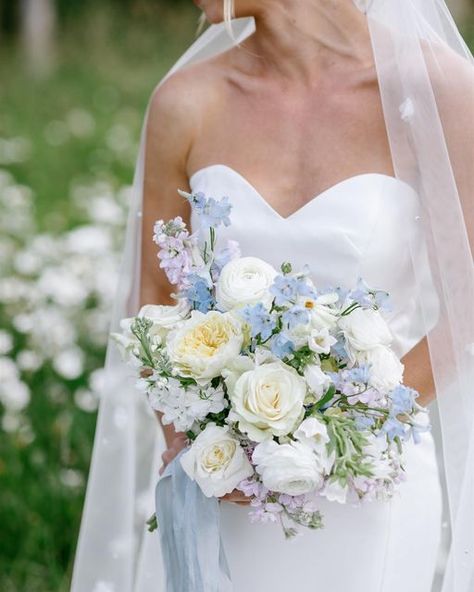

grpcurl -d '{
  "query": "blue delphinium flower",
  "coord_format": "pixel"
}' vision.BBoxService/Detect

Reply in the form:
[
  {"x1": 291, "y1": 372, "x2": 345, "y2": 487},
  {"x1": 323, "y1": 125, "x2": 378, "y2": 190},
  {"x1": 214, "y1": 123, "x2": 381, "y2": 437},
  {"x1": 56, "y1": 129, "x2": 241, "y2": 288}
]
[
  {"x1": 240, "y1": 303, "x2": 276, "y2": 341},
  {"x1": 270, "y1": 275, "x2": 315, "y2": 306},
  {"x1": 348, "y1": 277, "x2": 374, "y2": 309},
  {"x1": 374, "y1": 290, "x2": 392, "y2": 313},
  {"x1": 184, "y1": 273, "x2": 215, "y2": 313},
  {"x1": 179, "y1": 190, "x2": 232, "y2": 230},
  {"x1": 270, "y1": 333, "x2": 295, "y2": 359},
  {"x1": 282, "y1": 305, "x2": 309, "y2": 330},
  {"x1": 381, "y1": 416, "x2": 407, "y2": 440},
  {"x1": 270, "y1": 275, "x2": 299, "y2": 305},
  {"x1": 353, "y1": 413, "x2": 376, "y2": 430},
  {"x1": 330, "y1": 338, "x2": 348, "y2": 361},
  {"x1": 390, "y1": 385, "x2": 418, "y2": 415}
]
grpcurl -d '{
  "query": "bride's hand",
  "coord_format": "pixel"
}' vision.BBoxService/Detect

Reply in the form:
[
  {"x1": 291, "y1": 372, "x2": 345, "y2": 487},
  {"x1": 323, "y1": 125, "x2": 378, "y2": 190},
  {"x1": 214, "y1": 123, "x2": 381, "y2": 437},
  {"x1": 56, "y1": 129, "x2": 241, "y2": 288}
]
[
  {"x1": 159, "y1": 433, "x2": 188, "y2": 476},
  {"x1": 219, "y1": 489, "x2": 251, "y2": 506}
]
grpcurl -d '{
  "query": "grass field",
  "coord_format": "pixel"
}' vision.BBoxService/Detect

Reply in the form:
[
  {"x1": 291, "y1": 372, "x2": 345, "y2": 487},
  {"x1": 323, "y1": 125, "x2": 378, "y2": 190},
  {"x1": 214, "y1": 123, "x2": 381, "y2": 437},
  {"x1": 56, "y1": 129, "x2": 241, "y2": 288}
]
[
  {"x1": 0, "y1": 6, "x2": 198, "y2": 591},
  {"x1": 0, "y1": 7, "x2": 472, "y2": 591}
]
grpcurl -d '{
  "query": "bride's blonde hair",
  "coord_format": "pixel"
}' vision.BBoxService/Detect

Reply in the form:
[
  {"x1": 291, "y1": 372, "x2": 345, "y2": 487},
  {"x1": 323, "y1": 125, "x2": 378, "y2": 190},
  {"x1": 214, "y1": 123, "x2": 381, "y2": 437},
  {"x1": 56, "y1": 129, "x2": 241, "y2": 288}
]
[{"x1": 196, "y1": 0, "x2": 235, "y2": 37}]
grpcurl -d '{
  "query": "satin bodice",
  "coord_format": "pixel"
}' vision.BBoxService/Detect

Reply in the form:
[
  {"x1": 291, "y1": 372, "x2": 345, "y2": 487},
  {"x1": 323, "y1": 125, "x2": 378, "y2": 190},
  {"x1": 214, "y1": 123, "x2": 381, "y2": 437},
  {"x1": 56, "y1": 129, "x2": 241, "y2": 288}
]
[{"x1": 189, "y1": 164, "x2": 439, "y2": 359}]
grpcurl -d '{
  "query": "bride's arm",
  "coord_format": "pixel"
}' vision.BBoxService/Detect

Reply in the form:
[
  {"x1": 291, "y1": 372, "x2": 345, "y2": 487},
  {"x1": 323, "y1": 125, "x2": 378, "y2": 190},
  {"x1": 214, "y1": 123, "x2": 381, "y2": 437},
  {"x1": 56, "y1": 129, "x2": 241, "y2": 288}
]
[
  {"x1": 401, "y1": 337, "x2": 435, "y2": 408},
  {"x1": 140, "y1": 74, "x2": 199, "y2": 449}
]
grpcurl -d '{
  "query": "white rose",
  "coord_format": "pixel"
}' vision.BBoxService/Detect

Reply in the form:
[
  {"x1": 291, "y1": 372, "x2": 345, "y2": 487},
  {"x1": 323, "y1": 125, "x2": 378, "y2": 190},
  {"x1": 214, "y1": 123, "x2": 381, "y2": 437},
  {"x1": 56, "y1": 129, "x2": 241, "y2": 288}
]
[
  {"x1": 215, "y1": 256, "x2": 277, "y2": 311},
  {"x1": 180, "y1": 424, "x2": 253, "y2": 497},
  {"x1": 138, "y1": 298, "x2": 190, "y2": 337},
  {"x1": 338, "y1": 308, "x2": 393, "y2": 360},
  {"x1": 166, "y1": 310, "x2": 243, "y2": 385},
  {"x1": 303, "y1": 364, "x2": 332, "y2": 400},
  {"x1": 360, "y1": 345, "x2": 404, "y2": 392},
  {"x1": 252, "y1": 439, "x2": 323, "y2": 495},
  {"x1": 225, "y1": 361, "x2": 306, "y2": 441}
]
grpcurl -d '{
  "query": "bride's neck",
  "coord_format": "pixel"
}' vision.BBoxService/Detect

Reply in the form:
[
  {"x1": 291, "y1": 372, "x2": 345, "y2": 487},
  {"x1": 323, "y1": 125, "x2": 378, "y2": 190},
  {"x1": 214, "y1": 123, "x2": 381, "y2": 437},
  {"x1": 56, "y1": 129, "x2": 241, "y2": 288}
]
[{"x1": 239, "y1": 0, "x2": 372, "y2": 82}]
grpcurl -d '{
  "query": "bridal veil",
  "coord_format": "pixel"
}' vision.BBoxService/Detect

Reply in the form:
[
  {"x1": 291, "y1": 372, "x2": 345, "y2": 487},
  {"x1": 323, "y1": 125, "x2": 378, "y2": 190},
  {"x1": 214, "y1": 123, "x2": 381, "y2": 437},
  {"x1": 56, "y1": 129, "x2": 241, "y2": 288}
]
[{"x1": 70, "y1": 2, "x2": 473, "y2": 591}]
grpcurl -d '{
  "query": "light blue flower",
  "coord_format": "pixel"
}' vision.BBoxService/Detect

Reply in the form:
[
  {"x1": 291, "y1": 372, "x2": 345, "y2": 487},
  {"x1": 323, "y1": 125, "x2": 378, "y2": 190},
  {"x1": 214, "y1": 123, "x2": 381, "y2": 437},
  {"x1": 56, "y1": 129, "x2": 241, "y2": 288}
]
[
  {"x1": 390, "y1": 384, "x2": 418, "y2": 415},
  {"x1": 270, "y1": 275, "x2": 314, "y2": 306},
  {"x1": 282, "y1": 305, "x2": 309, "y2": 330},
  {"x1": 212, "y1": 239, "x2": 240, "y2": 275},
  {"x1": 179, "y1": 189, "x2": 232, "y2": 230},
  {"x1": 240, "y1": 303, "x2": 276, "y2": 341},
  {"x1": 183, "y1": 273, "x2": 214, "y2": 313},
  {"x1": 381, "y1": 416, "x2": 406, "y2": 440},
  {"x1": 270, "y1": 333, "x2": 295, "y2": 358}
]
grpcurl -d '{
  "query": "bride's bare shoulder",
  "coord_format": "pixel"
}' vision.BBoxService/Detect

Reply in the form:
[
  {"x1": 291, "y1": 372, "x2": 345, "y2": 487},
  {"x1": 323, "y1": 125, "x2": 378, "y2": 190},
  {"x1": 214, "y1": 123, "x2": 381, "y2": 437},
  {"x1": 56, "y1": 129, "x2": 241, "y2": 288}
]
[{"x1": 147, "y1": 50, "x2": 235, "y2": 135}]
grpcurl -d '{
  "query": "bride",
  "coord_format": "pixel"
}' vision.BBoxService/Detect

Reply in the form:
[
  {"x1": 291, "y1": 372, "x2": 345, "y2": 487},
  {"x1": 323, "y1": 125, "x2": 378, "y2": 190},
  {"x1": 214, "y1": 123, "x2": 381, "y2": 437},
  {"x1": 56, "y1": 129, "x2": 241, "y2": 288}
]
[{"x1": 70, "y1": 1, "x2": 473, "y2": 592}]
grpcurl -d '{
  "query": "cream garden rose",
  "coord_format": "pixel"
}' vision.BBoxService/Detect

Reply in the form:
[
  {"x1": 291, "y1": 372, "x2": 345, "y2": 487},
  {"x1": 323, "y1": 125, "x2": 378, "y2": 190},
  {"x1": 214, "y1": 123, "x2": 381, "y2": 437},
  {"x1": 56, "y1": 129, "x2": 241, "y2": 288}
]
[
  {"x1": 215, "y1": 256, "x2": 277, "y2": 311},
  {"x1": 166, "y1": 310, "x2": 243, "y2": 385},
  {"x1": 252, "y1": 439, "x2": 323, "y2": 495},
  {"x1": 224, "y1": 361, "x2": 306, "y2": 441},
  {"x1": 180, "y1": 423, "x2": 253, "y2": 497}
]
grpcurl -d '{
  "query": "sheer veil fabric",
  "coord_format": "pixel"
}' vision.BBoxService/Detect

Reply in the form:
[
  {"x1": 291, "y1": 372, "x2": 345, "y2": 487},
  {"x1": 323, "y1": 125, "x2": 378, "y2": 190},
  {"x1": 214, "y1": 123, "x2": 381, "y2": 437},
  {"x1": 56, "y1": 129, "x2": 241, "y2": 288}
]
[{"x1": 70, "y1": 2, "x2": 473, "y2": 591}]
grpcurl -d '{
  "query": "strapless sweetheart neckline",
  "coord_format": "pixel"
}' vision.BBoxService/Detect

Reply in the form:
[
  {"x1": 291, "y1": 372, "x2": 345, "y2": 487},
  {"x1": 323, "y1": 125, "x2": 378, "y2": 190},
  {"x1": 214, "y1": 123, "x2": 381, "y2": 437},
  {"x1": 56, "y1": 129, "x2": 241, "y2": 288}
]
[{"x1": 188, "y1": 163, "x2": 417, "y2": 221}]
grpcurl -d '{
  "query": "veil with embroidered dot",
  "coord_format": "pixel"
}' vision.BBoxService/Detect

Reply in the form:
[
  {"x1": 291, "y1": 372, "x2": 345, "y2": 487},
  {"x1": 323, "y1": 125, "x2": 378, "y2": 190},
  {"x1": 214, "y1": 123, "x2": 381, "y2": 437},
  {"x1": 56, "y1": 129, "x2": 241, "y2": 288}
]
[{"x1": 70, "y1": 2, "x2": 473, "y2": 591}]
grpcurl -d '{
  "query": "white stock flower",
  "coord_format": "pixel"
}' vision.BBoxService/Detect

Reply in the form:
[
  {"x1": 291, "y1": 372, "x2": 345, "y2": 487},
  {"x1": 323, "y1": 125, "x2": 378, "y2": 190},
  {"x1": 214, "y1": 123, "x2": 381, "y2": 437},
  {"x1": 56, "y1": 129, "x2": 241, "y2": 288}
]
[
  {"x1": 225, "y1": 361, "x2": 306, "y2": 441},
  {"x1": 252, "y1": 439, "x2": 323, "y2": 495},
  {"x1": 322, "y1": 477, "x2": 349, "y2": 504},
  {"x1": 166, "y1": 310, "x2": 243, "y2": 385},
  {"x1": 360, "y1": 345, "x2": 404, "y2": 392},
  {"x1": 303, "y1": 364, "x2": 332, "y2": 400},
  {"x1": 308, "y1": 327, "x2": 337, "y2": 355},
  {"x1": 180, "y1": 423, "x2": 253, "y2": 497},
  {"x1": 338, "y1": 308, "x2": 393, "y2": 360},
  {"x1": 149, "y1": 378, "x2": 227, "y2": 433},
  {"x1": 294, "y1": 417, "x2": 335, "y2": 474},
  {"x1": 138, "y1": 298, "x2": 190, "y2": 337},
  {"x1": 215, "y1": 256, "x2": 277, "y2": 311}
]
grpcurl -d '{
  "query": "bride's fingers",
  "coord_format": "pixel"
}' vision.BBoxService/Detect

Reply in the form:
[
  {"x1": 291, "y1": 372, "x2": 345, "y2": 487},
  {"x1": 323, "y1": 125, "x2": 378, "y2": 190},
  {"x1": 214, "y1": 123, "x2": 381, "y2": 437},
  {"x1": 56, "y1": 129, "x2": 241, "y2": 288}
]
[
  {"x1": 159, "y1": 434, "x2": 189, "y2": 475},
  {"x1": 219, "y1": 489, "x2": 251, "y2": 504}
]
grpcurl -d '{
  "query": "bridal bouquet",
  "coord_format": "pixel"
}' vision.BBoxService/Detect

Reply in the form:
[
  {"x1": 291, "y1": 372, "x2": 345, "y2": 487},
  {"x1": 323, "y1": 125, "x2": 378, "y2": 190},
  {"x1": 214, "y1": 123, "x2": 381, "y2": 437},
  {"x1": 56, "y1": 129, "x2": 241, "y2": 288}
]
[{"x1": 113, "y1": 188, "x2": 429, "y2": 537}]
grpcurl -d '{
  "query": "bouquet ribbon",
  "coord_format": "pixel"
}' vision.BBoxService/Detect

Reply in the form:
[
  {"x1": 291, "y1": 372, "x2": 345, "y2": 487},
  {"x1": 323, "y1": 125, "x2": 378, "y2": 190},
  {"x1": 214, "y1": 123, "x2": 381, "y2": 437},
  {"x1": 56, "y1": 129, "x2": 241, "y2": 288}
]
[{"x1": 155, "y1": 449, "x2": 232, "y2": 592}]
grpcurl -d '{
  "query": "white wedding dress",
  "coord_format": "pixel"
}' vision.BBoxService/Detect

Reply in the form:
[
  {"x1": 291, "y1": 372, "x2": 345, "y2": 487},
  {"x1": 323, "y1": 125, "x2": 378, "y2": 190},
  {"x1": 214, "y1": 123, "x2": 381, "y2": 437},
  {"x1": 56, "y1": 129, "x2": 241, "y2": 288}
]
[{"x1": 188, "y1": 163, "x2": 443, "y2": 592}]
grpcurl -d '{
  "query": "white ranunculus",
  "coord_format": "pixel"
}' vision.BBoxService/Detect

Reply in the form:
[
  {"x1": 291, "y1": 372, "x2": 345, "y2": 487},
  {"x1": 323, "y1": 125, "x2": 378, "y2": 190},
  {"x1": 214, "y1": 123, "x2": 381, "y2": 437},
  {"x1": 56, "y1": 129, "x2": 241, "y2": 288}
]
[
  {"x1": 180, "y1": 423, "x2": 253, "y2": 497},
  {"x1": 138, "y1": 298, "x2": 190, "y2": 337},
  {"x1": 303, "y1": 364, "x2": 332, "y2": 400},
  {"x1": 252, "y1": 439, "x2": 323, "y2": 495},
  {"x1": 166, "y1": 310, "x2": 243, "y2": 385},
  {"x1": 338, "y1": 308, "x2": 393, "y2": 359},
  {"x1": 360, "y1": 345, "x2": 404, "y2": 392},
  {"x1": 215, "y1": 256, "x2": 277, "y2": 311},
  {"x1": 225, "y1": 361, "x2": 306, "y2": 441}
]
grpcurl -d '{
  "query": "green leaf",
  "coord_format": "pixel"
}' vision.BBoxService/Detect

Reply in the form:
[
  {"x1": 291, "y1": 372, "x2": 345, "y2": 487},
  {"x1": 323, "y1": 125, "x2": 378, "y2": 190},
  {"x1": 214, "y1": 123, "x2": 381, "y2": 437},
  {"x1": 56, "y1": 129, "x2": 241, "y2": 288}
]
[{"x1": 314, "y1": 384, "x2": 336, "y2": 410}]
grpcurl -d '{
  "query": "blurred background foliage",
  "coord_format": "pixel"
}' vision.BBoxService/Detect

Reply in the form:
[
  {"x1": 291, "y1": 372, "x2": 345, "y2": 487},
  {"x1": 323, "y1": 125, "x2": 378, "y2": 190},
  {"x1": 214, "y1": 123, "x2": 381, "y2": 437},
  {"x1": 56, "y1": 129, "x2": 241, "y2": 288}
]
[{"x1": 0, "y1": 1, "x2": 472, "y2": 591}]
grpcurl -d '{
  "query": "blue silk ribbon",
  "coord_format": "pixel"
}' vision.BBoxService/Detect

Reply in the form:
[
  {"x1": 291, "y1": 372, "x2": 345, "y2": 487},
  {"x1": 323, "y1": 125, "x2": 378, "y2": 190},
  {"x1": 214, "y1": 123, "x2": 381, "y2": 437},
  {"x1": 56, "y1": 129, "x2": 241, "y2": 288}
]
[{"x1": 155, "y1": 449, "x2": 232, "y2": 592}]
